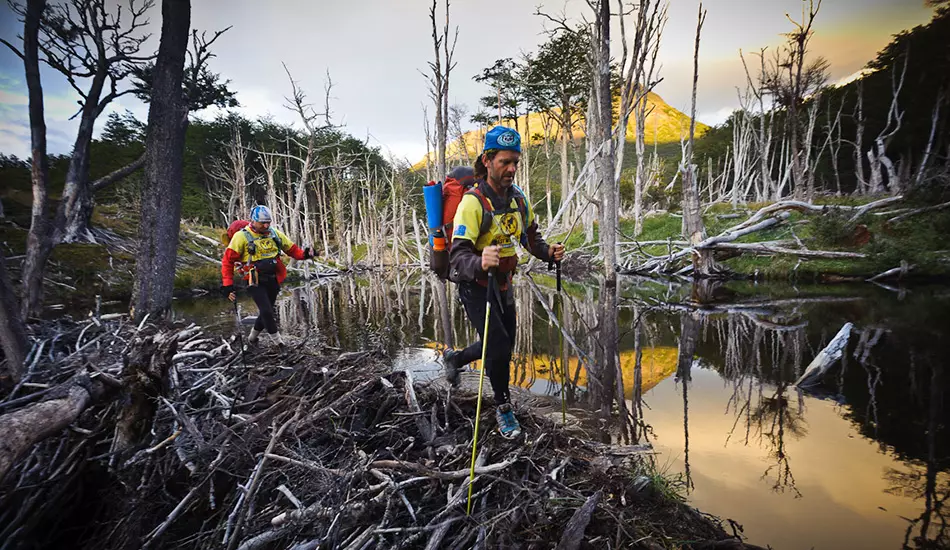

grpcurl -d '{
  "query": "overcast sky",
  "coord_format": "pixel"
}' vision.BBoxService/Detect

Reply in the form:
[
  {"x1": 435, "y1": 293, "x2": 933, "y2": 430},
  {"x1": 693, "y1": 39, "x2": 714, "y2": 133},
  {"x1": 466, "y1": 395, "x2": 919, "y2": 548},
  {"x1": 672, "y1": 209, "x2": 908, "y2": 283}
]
[{"x1": 0, "y1": 0, "x2": 936, "y2": 163}]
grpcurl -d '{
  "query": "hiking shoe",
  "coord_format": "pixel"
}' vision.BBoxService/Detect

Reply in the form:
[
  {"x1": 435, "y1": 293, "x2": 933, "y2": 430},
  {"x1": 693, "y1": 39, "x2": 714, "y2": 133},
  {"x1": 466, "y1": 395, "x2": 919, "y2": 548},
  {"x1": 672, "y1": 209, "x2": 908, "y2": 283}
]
[
  {"x1": 277, "y1": 343, "x2": 288, "y2": 359},
  {"x1": 495, "y1": 403, "x2": 522, "y2": 439},
  {"x1": 442, "y1": 348, "x2": 462, "y2": 387}
]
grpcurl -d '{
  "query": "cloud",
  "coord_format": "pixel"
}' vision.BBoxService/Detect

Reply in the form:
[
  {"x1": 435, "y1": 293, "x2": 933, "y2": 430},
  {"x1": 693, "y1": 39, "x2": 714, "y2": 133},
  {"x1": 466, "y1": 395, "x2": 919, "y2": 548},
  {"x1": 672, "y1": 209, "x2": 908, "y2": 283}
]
[{"x1": 698, "y1": 107, "x2": 736, "y2": 128}]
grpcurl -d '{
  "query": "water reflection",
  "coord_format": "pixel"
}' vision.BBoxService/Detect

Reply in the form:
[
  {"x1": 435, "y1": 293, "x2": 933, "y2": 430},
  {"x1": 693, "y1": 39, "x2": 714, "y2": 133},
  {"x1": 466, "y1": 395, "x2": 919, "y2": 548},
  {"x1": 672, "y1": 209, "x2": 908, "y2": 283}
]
[{"x1": 176, "y1": 273, "x2": 948, "y2": 549}]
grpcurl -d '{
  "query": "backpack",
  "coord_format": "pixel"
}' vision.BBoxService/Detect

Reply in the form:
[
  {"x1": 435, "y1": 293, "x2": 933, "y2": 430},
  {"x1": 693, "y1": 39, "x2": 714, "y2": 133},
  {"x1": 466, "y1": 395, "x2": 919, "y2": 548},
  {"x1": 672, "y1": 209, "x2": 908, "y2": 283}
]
[{"x1": 428, "y1": 175, "x2": 528, "y2": 280}]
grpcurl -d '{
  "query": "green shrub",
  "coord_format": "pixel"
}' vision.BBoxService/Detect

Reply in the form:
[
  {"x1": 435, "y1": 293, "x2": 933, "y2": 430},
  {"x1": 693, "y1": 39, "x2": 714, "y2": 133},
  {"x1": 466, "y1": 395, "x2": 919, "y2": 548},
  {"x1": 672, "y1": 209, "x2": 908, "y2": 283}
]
[{"x1": 809, "y1": 208, "x2": 853, "y2": 249}]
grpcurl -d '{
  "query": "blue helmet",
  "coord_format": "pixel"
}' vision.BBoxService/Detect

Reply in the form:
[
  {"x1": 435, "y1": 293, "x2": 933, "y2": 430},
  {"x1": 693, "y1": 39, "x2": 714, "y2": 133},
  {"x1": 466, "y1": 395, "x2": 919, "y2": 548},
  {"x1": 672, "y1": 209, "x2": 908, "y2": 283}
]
[{"x1": 250, "y1": 205, "x2": 272, "y2": 223}]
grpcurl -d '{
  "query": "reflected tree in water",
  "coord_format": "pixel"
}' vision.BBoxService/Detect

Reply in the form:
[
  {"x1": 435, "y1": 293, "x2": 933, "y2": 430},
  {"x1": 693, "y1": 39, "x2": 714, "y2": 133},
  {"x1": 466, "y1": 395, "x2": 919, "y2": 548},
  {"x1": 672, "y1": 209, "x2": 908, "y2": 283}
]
[{"x1": 710, "y1": 307, "x2": 808, "y2": 497}]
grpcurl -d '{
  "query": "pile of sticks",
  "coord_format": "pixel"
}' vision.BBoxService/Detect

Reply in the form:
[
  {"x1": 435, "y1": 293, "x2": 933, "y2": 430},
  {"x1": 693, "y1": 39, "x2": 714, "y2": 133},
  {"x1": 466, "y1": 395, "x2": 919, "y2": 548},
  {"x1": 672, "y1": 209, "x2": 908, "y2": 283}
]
[{"x1": 1, "y1": 316, "x2": 757, "y2": 549}]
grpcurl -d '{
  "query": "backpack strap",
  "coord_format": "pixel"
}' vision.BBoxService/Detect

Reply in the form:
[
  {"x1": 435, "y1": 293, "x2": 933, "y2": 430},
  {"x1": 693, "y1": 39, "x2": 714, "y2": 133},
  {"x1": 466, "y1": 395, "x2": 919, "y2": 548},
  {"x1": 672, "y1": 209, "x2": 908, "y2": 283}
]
[
  {"x1": 241, "y1": 227, "x2": 282, "y2": 256},
  {"x1": 241, "y1": 227, "x2": 257, "y2": 256},
  {"x1": 468, "y1": 184, "x2": 529, "y2": 240},
  {"x1": 468, "y1": 187, "x2": 495, "y2": 236},
  {"x1": 269, "y1": 228, "x2": 282, "y2": 251}
]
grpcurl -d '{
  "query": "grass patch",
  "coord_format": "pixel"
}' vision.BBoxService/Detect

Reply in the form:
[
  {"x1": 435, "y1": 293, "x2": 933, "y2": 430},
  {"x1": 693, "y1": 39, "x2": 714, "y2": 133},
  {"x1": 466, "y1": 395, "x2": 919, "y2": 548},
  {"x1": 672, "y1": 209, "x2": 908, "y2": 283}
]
[{"x1": 174, "y1": 264, "x2": 222, "y2": 292}]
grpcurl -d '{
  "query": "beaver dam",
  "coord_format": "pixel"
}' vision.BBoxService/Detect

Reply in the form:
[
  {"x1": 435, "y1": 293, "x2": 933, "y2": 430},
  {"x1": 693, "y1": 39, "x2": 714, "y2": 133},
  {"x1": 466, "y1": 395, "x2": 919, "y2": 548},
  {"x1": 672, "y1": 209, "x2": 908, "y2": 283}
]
[
  {"x1": 0, "y1": 315, "x2": 763, "y2": 550},
  {"x1": 3, "y1": 271, "x2": 948, "y2": 549}
]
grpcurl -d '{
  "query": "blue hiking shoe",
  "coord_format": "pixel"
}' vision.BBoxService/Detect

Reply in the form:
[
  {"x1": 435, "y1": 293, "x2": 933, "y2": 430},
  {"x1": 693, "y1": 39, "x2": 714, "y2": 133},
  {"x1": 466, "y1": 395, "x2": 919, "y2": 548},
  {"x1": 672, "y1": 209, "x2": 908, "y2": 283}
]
[{"x1": 495, "y1": 403, "x2": 522, "y2": 439}]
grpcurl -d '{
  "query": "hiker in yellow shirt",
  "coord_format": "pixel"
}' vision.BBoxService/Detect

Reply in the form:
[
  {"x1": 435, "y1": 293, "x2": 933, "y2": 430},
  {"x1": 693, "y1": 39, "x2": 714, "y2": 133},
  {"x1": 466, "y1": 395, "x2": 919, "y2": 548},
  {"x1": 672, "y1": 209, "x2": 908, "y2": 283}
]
[
  {"x1": 443, "y1": 126, "x2": 565, "y2": 438},
  {"x1": 220, "y1": 205, "x2": 316, "y2": 353}
]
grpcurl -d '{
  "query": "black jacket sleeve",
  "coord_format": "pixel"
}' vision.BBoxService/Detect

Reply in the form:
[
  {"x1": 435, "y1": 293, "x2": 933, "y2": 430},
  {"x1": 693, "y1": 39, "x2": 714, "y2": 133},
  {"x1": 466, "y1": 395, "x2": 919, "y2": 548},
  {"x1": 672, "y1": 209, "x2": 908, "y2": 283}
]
[{"x1": 448, "y1": 239, "x2": 486, "y2": 283}]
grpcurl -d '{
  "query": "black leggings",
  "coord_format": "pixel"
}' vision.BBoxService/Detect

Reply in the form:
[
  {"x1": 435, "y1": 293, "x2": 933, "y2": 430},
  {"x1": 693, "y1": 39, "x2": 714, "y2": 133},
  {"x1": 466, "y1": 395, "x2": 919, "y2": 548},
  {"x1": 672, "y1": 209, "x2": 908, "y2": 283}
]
[
  {"x1": 248, "y1": 277, "x2": 280, "y2": 334},
  {"x1": 457, "y1": 281, "x2": 516, "y2": 405}
]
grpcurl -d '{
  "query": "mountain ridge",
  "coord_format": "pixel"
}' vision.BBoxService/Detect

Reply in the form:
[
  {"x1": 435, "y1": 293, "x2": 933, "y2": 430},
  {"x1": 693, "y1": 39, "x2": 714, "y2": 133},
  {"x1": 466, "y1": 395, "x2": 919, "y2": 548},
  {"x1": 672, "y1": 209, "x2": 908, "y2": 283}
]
[{"x1": 413, "y1": 91, "x2": 709, "y2": 171}]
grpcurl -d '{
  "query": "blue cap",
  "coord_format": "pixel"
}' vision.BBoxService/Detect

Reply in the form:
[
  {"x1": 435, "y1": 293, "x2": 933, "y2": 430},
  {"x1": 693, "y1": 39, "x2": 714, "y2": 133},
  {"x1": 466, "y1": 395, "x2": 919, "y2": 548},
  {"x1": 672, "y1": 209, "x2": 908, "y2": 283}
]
[
  {"x1": 250, "y1": 205, "x2": 272, "y2": 223},
  {"x1": 483, "y1": 126, "x2": 521, "y2": 153}
]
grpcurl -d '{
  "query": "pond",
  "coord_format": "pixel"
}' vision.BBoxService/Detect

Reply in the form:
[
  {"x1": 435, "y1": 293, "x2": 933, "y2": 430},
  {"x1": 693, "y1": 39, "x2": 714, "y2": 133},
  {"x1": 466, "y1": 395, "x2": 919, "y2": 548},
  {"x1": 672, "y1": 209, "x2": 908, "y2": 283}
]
[{"x1": 168, "y1": 271, "x2": 949, "y2": 550}]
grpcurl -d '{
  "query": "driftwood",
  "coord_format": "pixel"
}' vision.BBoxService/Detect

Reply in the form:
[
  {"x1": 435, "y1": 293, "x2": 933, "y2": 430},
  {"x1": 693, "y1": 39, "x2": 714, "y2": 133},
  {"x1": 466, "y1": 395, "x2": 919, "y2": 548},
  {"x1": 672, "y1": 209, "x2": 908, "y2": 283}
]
[
  {"x1": 706, "y1": 242, "x2": 866, "y2": 259},
  {"x1": 555, "y1": 490, "x2": 602, "y2": 550},
  {"x1": 795, "y1": 323, "x2": 854, "y2": 387},
  {"x1": 0, "y1": 372, "x2": 117, "y2": 481},
  {"x1": 867, "y1": 262, "x2": 914, "y2": 282},
  {"x1": 886, "y1": 200, "x2": 950, "y2": 224},
  {"x1": 622, "y1": 197, "x2": 904, "y2": 275}
]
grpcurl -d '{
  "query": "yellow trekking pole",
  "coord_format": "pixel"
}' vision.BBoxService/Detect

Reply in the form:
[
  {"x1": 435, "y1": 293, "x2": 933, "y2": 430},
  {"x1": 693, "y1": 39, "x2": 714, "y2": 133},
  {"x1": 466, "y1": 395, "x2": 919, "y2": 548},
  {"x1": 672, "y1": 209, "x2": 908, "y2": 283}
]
[{"x1": 467, "y1": 269, "x2": 495, "y2": 516}]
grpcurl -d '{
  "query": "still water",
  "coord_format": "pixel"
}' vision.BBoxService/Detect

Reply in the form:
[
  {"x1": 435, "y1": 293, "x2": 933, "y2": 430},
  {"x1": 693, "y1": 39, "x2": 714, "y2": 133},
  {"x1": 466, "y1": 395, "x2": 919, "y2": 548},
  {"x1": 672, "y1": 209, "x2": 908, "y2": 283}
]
[{"x1": 175, "y1": 272, "x2": 949, "y2": 550}]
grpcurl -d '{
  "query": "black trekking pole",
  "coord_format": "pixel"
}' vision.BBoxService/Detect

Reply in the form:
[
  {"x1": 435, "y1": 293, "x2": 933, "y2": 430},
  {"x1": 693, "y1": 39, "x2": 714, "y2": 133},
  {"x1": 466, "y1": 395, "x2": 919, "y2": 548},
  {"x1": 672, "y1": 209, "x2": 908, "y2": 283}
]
[{"x1": 229, "y1": 294, "x2": 249, "y2": 420}]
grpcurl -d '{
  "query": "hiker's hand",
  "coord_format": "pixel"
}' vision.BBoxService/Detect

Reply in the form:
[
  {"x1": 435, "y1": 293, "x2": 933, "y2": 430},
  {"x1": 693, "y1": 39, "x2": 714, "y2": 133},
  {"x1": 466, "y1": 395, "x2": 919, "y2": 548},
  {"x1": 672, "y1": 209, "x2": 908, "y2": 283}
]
[
  {"x1": 550, "y1": 243, "x2": 565, "y2": 262},
  {"x1": 221, "y1": 285, "x2": 235, "y2": 302},
  {"x1": 303, "y1": 246, "x2": 318, "y2": 259},
  {"x1": 481, "y1": 245, "x2": 501, "y2": 271}
]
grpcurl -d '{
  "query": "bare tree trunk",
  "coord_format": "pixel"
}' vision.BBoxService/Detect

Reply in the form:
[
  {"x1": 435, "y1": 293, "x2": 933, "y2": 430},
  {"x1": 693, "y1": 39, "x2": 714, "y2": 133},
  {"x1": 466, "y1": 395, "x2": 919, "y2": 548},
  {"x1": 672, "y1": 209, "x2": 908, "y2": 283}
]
[
  {"x1": 682, "y1": 3, "x2": 715, "y2": 277},
  {"x1": 0, "y1": 249, "x2": 29, "y2": 384},
  {"x1": 17, "y1": 0, "x2": 54, "y2": 320},
  {"x1": 594, "y1": 0, "x2": 617, "y2": 284},
  {"x1": 853, "y1": 80, "x2": 868, "y2": 194},
  {"x1": 559, "y1": 105, "x2": 572, "y2": 226},
  {"x1": 428, "y1": 0, "x2": 455, "y2": 181},
  {"x1": 915, "y1": 91, "x2": 944, "y2": 187},
  {"x1": 61, "y1": 87, "x2": 104, "y2": 242},
  {"x1": 131, "y1": 0, "x2": 190, "y2": 322},
  {"x1": 543, "y1": 115, "x2": 554, "y2": 221}
]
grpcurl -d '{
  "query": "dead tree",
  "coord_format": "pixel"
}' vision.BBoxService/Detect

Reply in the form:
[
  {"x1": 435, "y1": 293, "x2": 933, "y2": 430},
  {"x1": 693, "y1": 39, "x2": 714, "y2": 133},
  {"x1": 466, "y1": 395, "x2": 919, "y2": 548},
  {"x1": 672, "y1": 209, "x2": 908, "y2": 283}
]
[
  {"x1": 616, "y1": 0, "x2": 667, "y2": 236},
  {"x1": 731, "y1": 93, "x2": 757, "y2": 204},
  {"x1": 426, "y1": 0, "x2": 457, "y2": 182},
  {"x1": 585, "y1": 0, "x2": 618, "y2": 283},
  {"x1": 762, "y1": 0, "x2": 828, "y2": 200},
  {"x1": 0, "y1": 249, "x2": 29, "y2": 384},
  {"x1": 740, "y1": 48, "x2": 777, "y2": 200},
  {"x1": 206, "y1": 124, "x2": 250, "y2": 223},
  {"x1": 448, "y1": 103, "x2": 471, "y2": 167},
  {"x1": 914, "y1": 89, "x2": 945, "y2": 187},
  {"x1": 0, "y1": 0, "x2": 51, "y2": 320},
  {"x1": 867, "y1": 50, "x2": 909, "y2": 194},
  {"x1": 681, "y1": 3, "x2": 715, "y2": 276},
  {"x1": 131, "y1": 0, "x2": 191, "y2": 322},
  {"x1": 39, "y1": 0, "x2": 155, "y2": 242}
]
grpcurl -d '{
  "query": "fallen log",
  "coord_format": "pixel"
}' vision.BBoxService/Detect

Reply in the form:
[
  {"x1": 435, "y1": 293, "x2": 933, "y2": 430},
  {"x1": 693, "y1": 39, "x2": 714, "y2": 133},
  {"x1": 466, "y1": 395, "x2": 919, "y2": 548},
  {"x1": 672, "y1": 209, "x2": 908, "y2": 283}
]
[
  {"x1": 704, "y1": 242, "x2": 866, "y2": 259},
  {"x1": 887, "y1": 200, "x2": 950, "y2": 224},
  {"x1": 847, "y1": 195, "x2": 905, "y2": 223},
  {"x1": 867, "y1": 261, "x2": 914, "y2": 282},
  {"x1": 555, "y1": 490, "x2": 602, "y2": 550},
  {"x1": 0, "y1": 372, "x2": 116, "y2": 482},
  {"x1": 794, "y1": 323, "x2": 854, "y2": 388}
]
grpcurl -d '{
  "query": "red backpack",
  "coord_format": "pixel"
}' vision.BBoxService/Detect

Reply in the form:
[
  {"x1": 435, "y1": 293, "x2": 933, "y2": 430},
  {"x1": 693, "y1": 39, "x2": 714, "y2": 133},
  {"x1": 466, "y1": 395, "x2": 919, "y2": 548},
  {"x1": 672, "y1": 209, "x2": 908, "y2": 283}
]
[{"x1": 441, "y1": 172, "x2": 475, "y2": 247}]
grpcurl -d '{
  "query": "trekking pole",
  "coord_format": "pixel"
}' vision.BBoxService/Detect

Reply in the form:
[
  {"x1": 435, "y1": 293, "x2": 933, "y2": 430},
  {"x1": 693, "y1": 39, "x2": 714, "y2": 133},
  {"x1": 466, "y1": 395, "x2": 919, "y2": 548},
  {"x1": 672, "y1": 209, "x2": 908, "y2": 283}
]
[
  {"x1": 548, "y1": 246, "x2": 566, "y2": 424},
  {"x1": 467, "y1": 268, "x2": 495, "y2": 516},
  {"x1": 229, "y1": 292, "x2": 249, "y2": 420}
]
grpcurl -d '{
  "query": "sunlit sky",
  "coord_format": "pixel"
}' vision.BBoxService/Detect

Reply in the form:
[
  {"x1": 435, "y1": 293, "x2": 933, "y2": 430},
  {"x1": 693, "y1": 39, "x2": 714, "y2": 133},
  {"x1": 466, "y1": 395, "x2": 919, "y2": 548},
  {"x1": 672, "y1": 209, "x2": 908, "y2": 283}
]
[{"x1": 0, "y1": 0, "x2": 937, "y2": 163}]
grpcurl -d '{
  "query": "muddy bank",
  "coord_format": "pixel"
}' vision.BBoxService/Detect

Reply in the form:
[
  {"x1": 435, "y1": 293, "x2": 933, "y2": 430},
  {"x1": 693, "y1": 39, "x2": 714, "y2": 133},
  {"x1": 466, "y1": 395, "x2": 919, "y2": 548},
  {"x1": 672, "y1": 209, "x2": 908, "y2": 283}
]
[{"x1": 0, "y1": 317, "x2": 764, "y2": 549}]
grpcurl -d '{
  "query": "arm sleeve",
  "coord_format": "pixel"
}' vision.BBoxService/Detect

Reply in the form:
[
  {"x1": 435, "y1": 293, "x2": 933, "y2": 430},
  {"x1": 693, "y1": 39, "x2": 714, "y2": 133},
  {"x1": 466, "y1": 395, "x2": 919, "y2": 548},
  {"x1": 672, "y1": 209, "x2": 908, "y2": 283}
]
[
  {"x1": 449, "y1": 239, "x2": 485, "y2": 282},
  {"x1": 276, "y1": 229, "x2": 307, "y2": 261},
  {"x1": 448, "y1": 195, "x2": 486, "y2": 282},
  {"x1": 221, "y1": 247, "x2": 241, "y2": 286}
]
